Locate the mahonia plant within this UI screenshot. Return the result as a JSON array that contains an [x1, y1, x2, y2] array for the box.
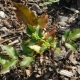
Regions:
[[0, 2, 80, 74], [0, 26, 80, 74], [21, 25, 58, 55], [0, 45, 34, 74], [61, 29, 80, 51]]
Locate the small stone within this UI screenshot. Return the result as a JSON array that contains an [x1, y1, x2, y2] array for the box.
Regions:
[[75, 10, 79, 13], [58, 16, 68, 22], [0, 11, 6, 18], [59, 70, 73, 77], [58, 22, 67, 26]]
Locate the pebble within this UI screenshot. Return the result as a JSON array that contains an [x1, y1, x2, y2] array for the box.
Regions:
[[58, 22, 67, 27], [58, 16, 68, 22], [59, 70, 73, 77], [0, 11, 6, 18]]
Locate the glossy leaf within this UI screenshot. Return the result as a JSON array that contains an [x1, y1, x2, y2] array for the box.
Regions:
[[3, 45, 19, 59], [65, 41, 77, 51], [25, 39, 38, 46], [62, 29, 70, 42], [69, 29, 80, 40], [35, 25, 43, 38], [1, 59, 17, 74], [52, 42, 59, 48], [40, 46, 48, 52], [13, 2, 38, 26], [21, 41, 34, 56], [0, 54, 9, 65], [0, 58, 7, 65], [26, 25, 35, 37], [20, 56, 34, 68]]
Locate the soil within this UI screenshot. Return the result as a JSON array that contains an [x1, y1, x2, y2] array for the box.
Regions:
[[0, 0, 80, 80]]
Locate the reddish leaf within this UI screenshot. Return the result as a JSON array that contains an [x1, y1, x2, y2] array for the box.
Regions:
[[43, 28, 56, 38], [13, 2, 48, 29], [38, 13, 48, 29], [13, 2, 38, 26], [48, 28, 56, 37]]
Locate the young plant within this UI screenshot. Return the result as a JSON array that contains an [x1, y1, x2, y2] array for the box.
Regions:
[[0, 2, 80, 75], [0, 27, 80, 74], [21, 26, 80, 56], [0, 45, 34, 74], [61, 29, 80, 51], [21, 25, 58, 55]]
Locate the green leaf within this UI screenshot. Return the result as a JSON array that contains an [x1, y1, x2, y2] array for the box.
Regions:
[[3, 45, 19, 59], [0, 54, 9, 65], [40, 46, 48, 52], [26, 25, 35, 37], [55, 47, 61, 54], [65, 41, 77, 51], [69, 29, 80, 40], [47, 37, 53, 42], [39, 2, 52, 6], [0, 58, 7, 65], [1, 59, 17, 74], [21, 41, 34, 56], [49, 0, 59, 2], [62, 29, 70, 42], [35, 25, 43, 38], [39, 0, 59, 6], [20, 56, 34, 68], [52, 42, 59, 48], [25, 39, 38, 46]]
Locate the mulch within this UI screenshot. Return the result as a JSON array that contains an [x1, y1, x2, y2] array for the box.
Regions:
[[0, 0, 80, 80]]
